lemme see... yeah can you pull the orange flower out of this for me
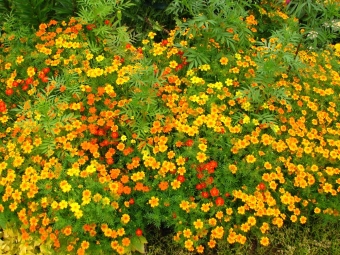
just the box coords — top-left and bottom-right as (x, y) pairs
(123, 186), (131, 195)
(220, 57), (229, 65)
(122, 237), (131, 247)
(117, 142), (125, 151)
(158, 181), (169, 191)
(260, 236), (270, 246)
(81, 241), (90, 250)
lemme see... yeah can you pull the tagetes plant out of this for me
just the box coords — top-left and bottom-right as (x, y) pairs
(0, 1), (340, 254)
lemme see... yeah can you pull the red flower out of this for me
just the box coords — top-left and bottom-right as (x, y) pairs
(97, 129), (105, 136)
(185, 139), (194, 147)
(86, 24), (96, 31)
(111, 132), (119, 139)
(106, 158), (114, 165)
(258, 182), (266, 191)
(215, 197), (224, 206)
(26, 77), (33, 85)
(41, 76), (49, 83)
(177, 175), (185, 183)
(22, 84), (29, 91)
(201, 191), (209, 198)
(196, 183), (203, 190)
(100, 140), (109, 147)
(161, 39), (168, 46)
(196, 172), (204, 179)
(5, 88), (14, 96)
(0, 101), (6, 112)
(210, 187), (219, 197)
(42, 67), (50, 74)
(209, 160), (218, 169)
(136, 228), (143, 236)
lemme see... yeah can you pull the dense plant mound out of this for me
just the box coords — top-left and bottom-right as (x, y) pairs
(0, 0), (340, 254)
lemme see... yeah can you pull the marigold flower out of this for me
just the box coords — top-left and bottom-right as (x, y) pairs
(148, 32), (156, 39)
(196, 152), (207, 163)
(148, 196), (159, 207)
(184, 239), (193, 250)
(121, 214), (130, 224)
(193, 219), (204, 229)
(220, 57), (229, 65)
(260, 236), (270, 246)
(246, 154), (256, 163)
(196, 245), (204, 253)
(171, 179), (181, 190)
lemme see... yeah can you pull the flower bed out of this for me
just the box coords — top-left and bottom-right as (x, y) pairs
(0, 1), (340, 254)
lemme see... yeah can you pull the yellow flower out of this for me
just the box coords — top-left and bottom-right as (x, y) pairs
(86, 53), (93, 60)
(201, 203), (211, 212)
(148, 32), (156, 39)
(86, 164), (96, 173)
(148, 196), (159, 207)
(69, 202), (80, 212)
(225, 78), (233, 86)
(121, 214), (130, 224)
(16, 56), (24, 64)
(198, 143), (207, 151)
(246, 154), (256, 163)
(27, 66), (36, 77)
(51, 201), (59, 209)
(59, 200), (68, 209)
(191, 76), (204, 84)
(169, 60), (178, 68)
(96, 54), (104, 62)
(193, 219), (204, 229)
(220, 57), (229, 65)
(208, 239), (216, 248)
(196, 245), (204, 253)
(74, 210), (83, 219)
(171, 179), (181, 190)
(5, 63), (11, 70)
(183, 229), (192, 238)
(260, 236), (270, 246)
(199, 64), (210, 71)
(300, 216), (307, 224)
(60, 180), (72, 192)
(208, 218), (217, 226)
(184, 239), (193, 250)
(186, 69), (195, 76)
(196, 152), (207, 163)
(180, 200), (190, 211)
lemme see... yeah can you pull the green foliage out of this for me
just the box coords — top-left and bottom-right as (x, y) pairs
(173, 0), (252, 54)
(287, 0), (340, 47)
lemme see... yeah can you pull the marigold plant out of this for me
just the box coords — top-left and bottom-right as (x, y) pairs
(0, 1), (340, 254)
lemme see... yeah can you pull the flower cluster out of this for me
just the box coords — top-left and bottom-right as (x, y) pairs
(0, 2), (339, 254)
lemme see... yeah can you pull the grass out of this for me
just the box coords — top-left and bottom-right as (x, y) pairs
(145, 218), (340, 255)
